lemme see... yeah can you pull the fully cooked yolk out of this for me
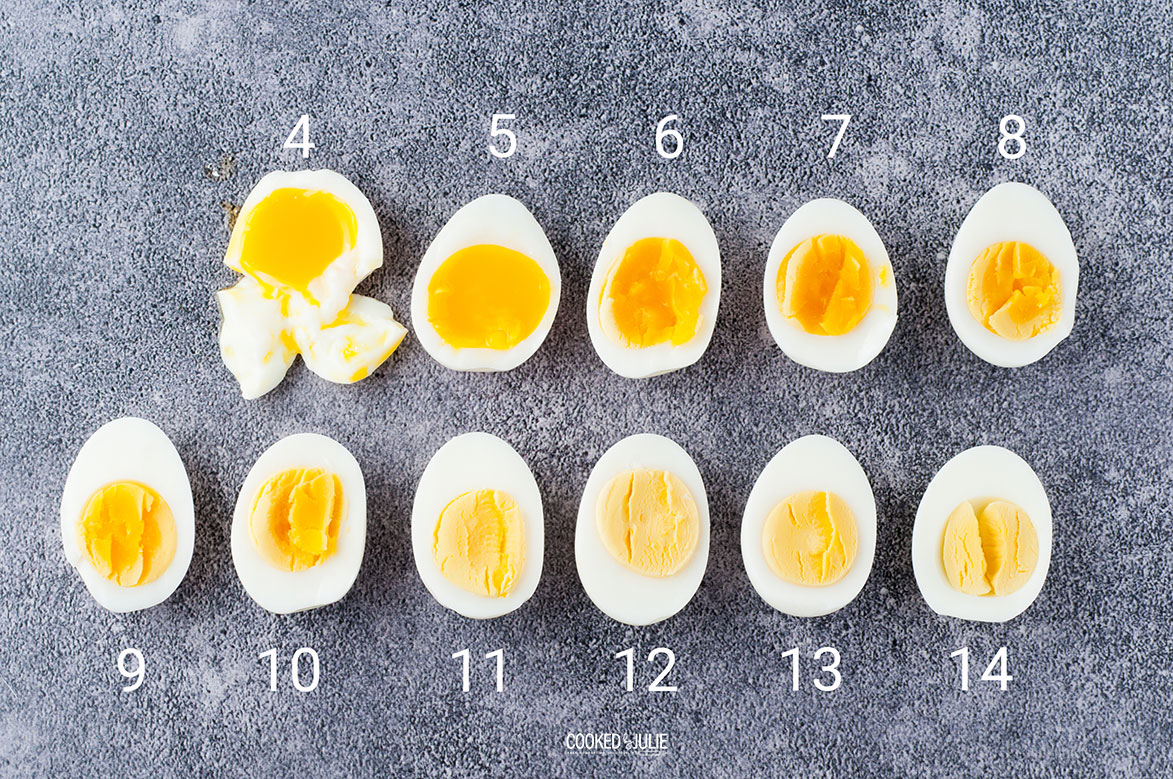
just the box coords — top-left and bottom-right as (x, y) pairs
(777, 234), (873, 335)
(596, 469), (699, 578)
(234, 188), (358, 298)
(762, 491), (858, 586)
(601, 237), (708, 348)
(967, 241), (1061, 340)
(78, 481), (177, 587)
(427, 244), (551, 349)
(942, 499), (1038, 596)
(433, 489), (526, 598)
(250, 468), (343, 572)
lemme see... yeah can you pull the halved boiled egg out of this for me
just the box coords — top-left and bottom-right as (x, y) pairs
(60, 417), (195, 612)
(411, 195), (561, 372)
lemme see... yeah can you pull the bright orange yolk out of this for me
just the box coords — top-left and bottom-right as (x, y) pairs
(77, 481), (177, 587)
(966, 241), (1062, 340)
(777, 234), (873, 335)
(601, 237), (707, 348)
(249, 468), (343, 572)
(427, 244), (551, 349)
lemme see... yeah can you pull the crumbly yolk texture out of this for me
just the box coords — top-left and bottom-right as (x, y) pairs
(966, 241), (1061, 340)
(427, 244), (551, 349)
(601, 237), (708, 348)
(762, 491), (858, 586)
(596, 469), (699, 578)
(249, 468), (343, 572)
(777, 234), (873, 336)
(942, 499), (1038, 596)
(233, 188), (358, 299)
(77, 481), (177, 587)
(432, 489), (525, 598)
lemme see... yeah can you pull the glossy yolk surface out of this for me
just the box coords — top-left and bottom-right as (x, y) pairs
(942, 499), (1038, 596)
(433, 489), (525, 598)
(427, 244), (551, 349)
(966, 241), (1061, 340)
(250, 468), (343, 572)
(602, 237), (707, 348)
(762, 490), (858, 586)
(777, 234), (873, 335)
(78, 481), (177, 587)
(596, 469), (699, 578)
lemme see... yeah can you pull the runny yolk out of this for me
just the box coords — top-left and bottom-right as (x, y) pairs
(761, 491), (858, 586)
(941, 499), (1038, 596)
(432, 489), (526, 598)
(777, 234), (873, 336)
(427, 244), (551, 349)
(77, 481), (177, 587)
(595, 469), (699, 578)
(249, 468), (344, 572)
(966, 241), (1061, 340)
(601, 237), (708, 348)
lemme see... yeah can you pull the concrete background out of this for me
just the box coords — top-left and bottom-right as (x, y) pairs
(1, 1), (1170, 776)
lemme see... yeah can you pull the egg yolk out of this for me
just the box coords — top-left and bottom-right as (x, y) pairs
(601, 237), (708, 348)
(427, 244), (551, 349)
(966, 241), (1062, 340)
(596, 469), (699, 578)
(942, 499), (1038, 596)
(777, 234), (873, 336)
(432, 489), (525, 598)
(762, 491), (858, 586)
(77, 481), (177, 587)
(249, 468), (343, 572)
(233, 188), (358, 299)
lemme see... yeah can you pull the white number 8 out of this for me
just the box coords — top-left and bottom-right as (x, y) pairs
(998, 114), (1026, 160)
(118, 648), (144, 692)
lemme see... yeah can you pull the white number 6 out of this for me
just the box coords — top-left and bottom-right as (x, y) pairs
(655, 114), (683, 159)
(489, 113), (517, 159)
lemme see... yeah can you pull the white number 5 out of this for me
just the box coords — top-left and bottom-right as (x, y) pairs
(489, 113), (517, 158)
(821, 113), (851, 158)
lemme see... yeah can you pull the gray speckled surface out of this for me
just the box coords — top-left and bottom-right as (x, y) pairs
(1, 1), (1171, 776)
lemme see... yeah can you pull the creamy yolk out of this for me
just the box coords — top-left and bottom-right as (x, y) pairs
(601, 237), (707, 348)
(777, 234), (873, 335)
(762, 491), (858, 586)
(234, 188), (358, 299)
(596, 469), (699, 578)
(427, 244), (551, 349)
(942, 499), (1038, 596)
(78, 481), (177, 587)
(966, 241), (1061, 340)
(432, 489), (525, 598)
(249, 468), (343, 572)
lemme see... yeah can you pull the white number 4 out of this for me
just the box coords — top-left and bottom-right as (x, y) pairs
(489, 113), (517, 159)
(821, 113), (851, 158)
(283, 114), (315, 159)
(951, 646), (1012, 691)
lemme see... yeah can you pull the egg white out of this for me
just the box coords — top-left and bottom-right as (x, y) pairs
(945, 182), (1079, 368)
(411, 432), (544, 619)
(217, 277), (297, 400)
(911, 445), (1052, 622)
(410, 194), (561, 372)
(60, 417), (195, 613)
(231, 433), (366, 614)
(586, 192), (722, 379)
(575, 433), (710, 625)
(763, 198), (898, 373)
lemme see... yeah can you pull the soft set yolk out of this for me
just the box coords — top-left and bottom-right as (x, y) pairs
(942, 499), (1038, 596)
(967, 241), (1061, 340)
(596, 469), (699, 578)
(762, 491), (858, 587)
(433, 489), (525, 598)
(427, 244), (551, 349)
(78, 481), (177, 587)
(250, 468), (343, 572)
(777, 234), (873, 336)
(602, 237), (707, 348)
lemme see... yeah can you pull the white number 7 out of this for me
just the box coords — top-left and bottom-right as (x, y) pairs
(821, 113), (851, 158)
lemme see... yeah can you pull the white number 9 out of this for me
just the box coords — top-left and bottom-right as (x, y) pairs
(655, 114), (683, 159)
(118, 648), (144, 692)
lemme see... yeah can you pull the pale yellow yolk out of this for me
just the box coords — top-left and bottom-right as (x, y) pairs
(78, 481), (177, 587)
(234, 188), (358, 299)
(249, 468), (343, 572)
(432, 490), (525, 598)
(942, 499), (1038, 596)
(762, 491), (858, 586)
(427, 244), (551, 349)
(596, 469), (699, 578)
(777, 234), (873, 336)
(967, 241), (1061, 340)
(601, 237), (708, 347)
